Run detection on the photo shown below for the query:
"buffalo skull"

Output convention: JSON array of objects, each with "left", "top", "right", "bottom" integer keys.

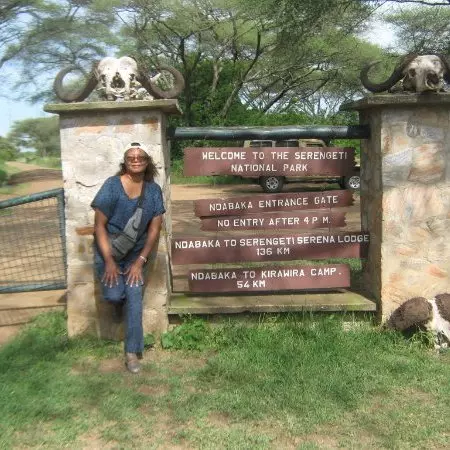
[
  {"left": 53, "top": 56, "right": 185, "bottom": 102},
  {"left": 360, "top": 54, "right": 450, "bottom": 93}
]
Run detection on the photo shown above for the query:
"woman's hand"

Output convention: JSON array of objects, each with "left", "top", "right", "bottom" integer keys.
[
  {"left": 102, "top": 257, "right": 121, "bottom": 287},
  {"left": 125, "top": 258, "right": 145, "bottom": 287}
]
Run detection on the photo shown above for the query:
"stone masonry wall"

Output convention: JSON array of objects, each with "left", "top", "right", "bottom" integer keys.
[
  {"left": 358, "top": 100, "right": 450, "bottom": 320},
  {"left": 45, "top": 101, "right": 180, "bottom": 339}
]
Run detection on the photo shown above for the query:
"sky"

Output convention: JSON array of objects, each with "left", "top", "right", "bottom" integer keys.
[{"left": 0, "top": 20, "right": 396, "bottom": 138}]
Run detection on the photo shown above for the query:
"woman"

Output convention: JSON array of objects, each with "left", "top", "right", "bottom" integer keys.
[{"left": 91, "top": 142, "right": 165, "bottom": 373}]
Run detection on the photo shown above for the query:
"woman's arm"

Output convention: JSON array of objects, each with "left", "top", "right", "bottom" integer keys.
[
  {"left": 94, "top": 209, "right": 120, "bottom": 287},
  {"left": 125, "top": 215, "right": 163, "bottom": 286}
]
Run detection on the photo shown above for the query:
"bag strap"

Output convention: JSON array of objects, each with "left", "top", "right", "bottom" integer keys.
[
  {"left": 120, "top": 181, "right": 146, "bottom": 240},
  {"left": 136, "top": 181, "right": 146, "bottom": 208}
]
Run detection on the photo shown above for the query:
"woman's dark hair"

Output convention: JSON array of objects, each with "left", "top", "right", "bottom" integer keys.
[{"left": 116, "top": 150, "right": 158, "bottom": 181}]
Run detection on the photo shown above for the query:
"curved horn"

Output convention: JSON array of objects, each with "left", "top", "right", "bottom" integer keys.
[
  {"left": 137, "top": 64, "right": 185, "bottom": 99},
  {"left": 360, "top": 53, "right": 418, "bottom": 93},
  {"left": 53, "top": 64, "right": 98, "bottom": 103},
  {"left": 437, "top": 54, "right": 450, "bottom": 84}
]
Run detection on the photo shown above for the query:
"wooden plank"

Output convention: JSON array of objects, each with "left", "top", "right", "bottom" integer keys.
[
  {"left": 0, "top": 306, "right": 65, "bottom": 326},
  {"left": 188, "top": 264, "right": 350, "bottom": 293},
  {"left": 76, "top": 225, "right": 94, "bottom": 235},
  {"left": 200, "top": 210, "right": 346, "bottom": 231},
  {"left": 194, "top": 190, "right": 354, "bottom": 217},
  {"left": 184, "top": 147, "right": 355, "bottom": 176},
  {"left": 0, "top": 290, "right": 66, "bottom": 310},
  {"left": 172, "top": 232, "right": 369, "bottom": 265},
  {"left": 168, "top": 292, "right": 377, "bottom": 314}
]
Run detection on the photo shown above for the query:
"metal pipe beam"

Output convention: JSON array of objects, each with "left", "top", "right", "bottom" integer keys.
[
  {"left": 0, "top": 188, "right": 64, "bottom": 209},
  {"left": 0, "top": 282, "right": 67, "bottom": 294},
  {"left": 169, "top": 125, "right": 370, "bottom": 141}
]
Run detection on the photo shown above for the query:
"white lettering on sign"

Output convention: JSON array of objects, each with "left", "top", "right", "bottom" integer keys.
[
  {"left": 239, "top": 236, "right": 297, "bottom": 247},
  {"left": 188, "top": 264, "right": 350, "bottom": 292},
  {"left": 282, "top": 163, "right": 308, "bottom": 172},
  {"left": 202, "top": 151, "right": 247, "bottom": 160},
  {"left": 314, "top": 195, "right": 339, "bottom": 205},
  {"left": 175, "top": 234, "right": 369, "bottom": 251},
  {"left": 230, "top": 164, "right": 276, "bottom": 173},
  {"left": 174, "top": 239, "right": 221, "bottom": 249},
  {"left": 209, "top": 200, "right": 253, "bottom": 212},
  {"left": 262, "top": 268, "right": 306, "bottom": 278},
  {"left": 233, "top": 217, "right": 265, "bottom": 227},
  {"left": 337, "top": 234, "right": 369, "bottom": 243},
  {"left": 267, "top": 217, "right": 300, "bottom": 226},
  {"left": 294, "top": 151, "right": 348, "bottom": 160},
  {"left": 258, "top": 198, "right": 309, "bottom": 208},
  {"left": 311, "top": 267, "right": 337, "bottom": 276},
  {"left": 191, "top": 271, "right": 238, "bottom": 280},
  {"left": 236, "top": 280, "right": 267, "bottom": 289}
]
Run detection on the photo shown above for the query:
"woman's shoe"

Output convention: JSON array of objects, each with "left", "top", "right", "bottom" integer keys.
[{"left": 125, "top": 353, "right": 141, "bottom": 374}]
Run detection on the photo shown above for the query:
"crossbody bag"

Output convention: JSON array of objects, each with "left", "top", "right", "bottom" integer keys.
[{"left": 110, "top": 182, "right": 146, "bottom": 261}]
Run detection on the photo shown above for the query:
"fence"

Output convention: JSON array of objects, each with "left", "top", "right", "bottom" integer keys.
[{"left": 0, "top": 189, "right": 67, "bottom": 293}]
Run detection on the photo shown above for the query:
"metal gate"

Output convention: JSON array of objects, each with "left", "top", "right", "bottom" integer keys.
[{"left": 0, "top": 189, "right": 67, "bottom": 293}]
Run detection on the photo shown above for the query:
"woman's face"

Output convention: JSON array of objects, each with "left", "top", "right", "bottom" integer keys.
[{"left": 124, "top": 148, "right": 149, "bottom": 175}]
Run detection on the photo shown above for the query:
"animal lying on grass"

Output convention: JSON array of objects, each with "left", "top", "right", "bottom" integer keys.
[{"left": 386, "top": 293, "right": 450, "bottom": 348}]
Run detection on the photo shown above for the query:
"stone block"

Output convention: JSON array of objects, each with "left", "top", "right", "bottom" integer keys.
[
  {"left": 46, "top": 101, "right": 179, "bottom": 338},
  {"left": 345, "top": 95, "right": 450, "bottom": 321},
  {"left": 143, "top": 306, "right": 168, "bottom": 335}
]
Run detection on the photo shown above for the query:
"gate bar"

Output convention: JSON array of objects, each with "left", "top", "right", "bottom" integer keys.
[
  {"left": 0, "top": 188, "right": 64, "bottom": 209},
  {"left": 169, "top": 125, "right": 370, "bottom": 141}
]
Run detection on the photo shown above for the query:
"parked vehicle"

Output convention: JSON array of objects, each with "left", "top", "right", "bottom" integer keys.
[{"left": 243, "top": 139, "right": 361, "bottom": 193}]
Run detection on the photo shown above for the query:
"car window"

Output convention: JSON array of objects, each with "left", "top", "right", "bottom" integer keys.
[
  {"left": 249, "top": 140, "right": 273, "bottom": 147},
  {"left": 276, "top": 140, "right": 298, "bottom": 147}
]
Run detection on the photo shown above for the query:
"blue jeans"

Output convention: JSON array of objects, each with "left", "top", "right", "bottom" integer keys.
[{"left": 94, "top": 249, "right": 144, "bottom": 354}]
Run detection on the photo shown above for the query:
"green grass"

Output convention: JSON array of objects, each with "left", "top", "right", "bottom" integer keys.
[
  {"left": 1, "top": 312, "right": 449, "bottom": 449},
  {"left": 17, "top": 156, "right": 62, "bottom": 168},
  {"left": 0, "top": 183, "right": 28, "bottom": 197}
]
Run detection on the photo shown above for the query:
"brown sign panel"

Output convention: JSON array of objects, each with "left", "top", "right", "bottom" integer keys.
[
  {"left": 194, "top": 190, "right": 354, "bottom": 217},
  {"left": 188, "top": 264, "right": 350, "bottom": 293},
  {"left": 200, "top": 210, "right": 346, "bottom": 231},
  {"left": 172, "top": 232, "right": 369, "bottom": 265},
  {"left": 184, "top": 147, "right": 355, "bottom": 176}
]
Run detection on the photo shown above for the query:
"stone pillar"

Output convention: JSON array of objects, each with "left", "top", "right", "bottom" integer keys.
[
  {"left": 341, "top": 94, "right": 450, "bottom": 321},
  {"left": 44, "top": 100, "right": 181, "bottom": 338}
]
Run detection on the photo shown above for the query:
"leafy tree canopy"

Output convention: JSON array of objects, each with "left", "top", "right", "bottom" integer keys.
[
  {"left": 384, "top": 5, "right": 450, "bottom": 53},
  {"left": 0, "top": 136, "right": 19, "bottom": 161},
  {"left": 7, "top": 117, "right": 60, "bottom": 157},
  {"left": 3, "top": 0, "right": 446, "bottom": 136}
]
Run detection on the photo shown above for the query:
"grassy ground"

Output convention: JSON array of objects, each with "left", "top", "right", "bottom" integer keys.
[
  {"left": 1, "top": 312, "right": 449, "bottom": 449},
  {"left": 17, "top": 156, "right": 62, "bottom": 169},
  {"left": 0, "top": 163, "right": 27, "bottom": 196}
]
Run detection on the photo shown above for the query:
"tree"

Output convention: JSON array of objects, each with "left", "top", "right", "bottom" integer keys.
[
  {"left": 0, "top": 136, "right": 19, "bottom": 161},
  {"left": 382, "top": 1, "right": 450, "bottom": 5},
  {"left": 383, "top": 5, "right": 450, "bottom": 53},
  {"left": 0, "top": 0, "right": 119, "bottom": 102},
  {"left": 0, "top": 0, "right": 391, "bottom": 126},
  {"left": 115, "top": 0, "right": 379, "bottom": 123},
  {"left": 8, "top": 117, "right": 60, "bottom": 157}
]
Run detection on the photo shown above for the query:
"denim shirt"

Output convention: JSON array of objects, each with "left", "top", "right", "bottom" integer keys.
[{"left": 91, "top": 176, "right": 165, "bottom": 256}]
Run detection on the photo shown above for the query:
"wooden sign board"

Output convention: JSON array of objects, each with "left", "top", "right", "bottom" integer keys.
[
  {"left": 194, "top": 190, "right": 353, "bottom": 217},
  {"left": 184, "top": 147, "right": 355, "bottom": 176},
  {"left": 172, "top": 232, "right": 369, "bottom": 265},
  {"left": 188, "top": 264, "right": 350, "bottom": 293},
  {"left": 200, "top": 210, "right": 346, "bottom": 231}
]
